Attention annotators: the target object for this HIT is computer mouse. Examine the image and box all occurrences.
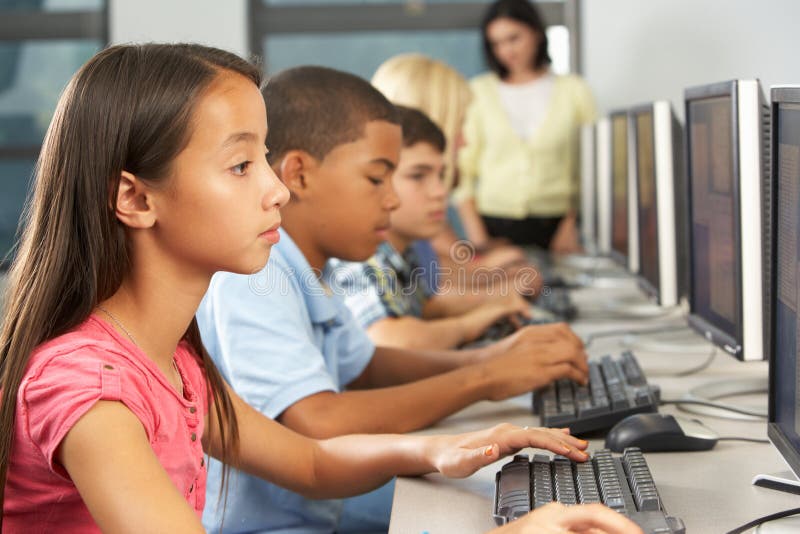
[604,413,718,453]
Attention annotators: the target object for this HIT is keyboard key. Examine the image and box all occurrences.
[609,390,631,410]
[623,448,662,511]
[601,356,623,385]
[635,388,654,407]
[622,351,648,386]
[574,462,601,504]
[553,457,578,505]
[531,455,554,508]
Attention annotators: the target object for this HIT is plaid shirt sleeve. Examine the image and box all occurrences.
[328,259,392,329]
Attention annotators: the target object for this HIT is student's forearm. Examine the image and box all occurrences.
[353,344,485,388]
[280,366,492,438]
[367,314,503,352]
[217,386,449,498]
[366,316,470,350]
[309,434,434,498]
[424,291,490,318]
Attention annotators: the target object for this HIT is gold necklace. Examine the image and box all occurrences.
[96,305,183,396]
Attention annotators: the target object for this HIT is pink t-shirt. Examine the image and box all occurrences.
[3,315,209,533]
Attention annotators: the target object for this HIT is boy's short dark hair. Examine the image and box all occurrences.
[395,105,446,153]
[263,66,400,163]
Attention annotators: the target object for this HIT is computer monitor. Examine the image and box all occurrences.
[579,123,597,252]
[631,101,688,307]
[764,86,800,487]
[608,110,639,273]
[596,118,612,256]
[684,79,770,361]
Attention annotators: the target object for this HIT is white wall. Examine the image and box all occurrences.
[582,0,800,119]
[109,0,248,57]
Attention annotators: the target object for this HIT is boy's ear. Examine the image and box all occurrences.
[113,170,157,229]
[277,149,318,201]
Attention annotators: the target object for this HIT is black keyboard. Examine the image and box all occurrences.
[493,448,685,534]
[536,287,578,321]
[533,351,659,434]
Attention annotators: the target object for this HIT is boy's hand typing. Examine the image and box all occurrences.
[424,423,589,478]
[478,323,589,400]
[458,295,531,343]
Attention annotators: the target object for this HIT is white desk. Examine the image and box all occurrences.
[389,284,797,533]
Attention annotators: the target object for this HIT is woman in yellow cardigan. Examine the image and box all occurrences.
[455,0,596,253]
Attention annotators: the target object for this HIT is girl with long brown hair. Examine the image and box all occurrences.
[0,43,635,533]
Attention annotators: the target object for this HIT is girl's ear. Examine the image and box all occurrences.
[278,150,316,201]
[114,170,157,229]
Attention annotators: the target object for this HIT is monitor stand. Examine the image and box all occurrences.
[752,471,800,495]
[757,517,800,533]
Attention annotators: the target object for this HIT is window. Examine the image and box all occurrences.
[0,0,107,268]
[249,0,580,79]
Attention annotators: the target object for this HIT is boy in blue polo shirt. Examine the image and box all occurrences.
[198,66,588,534]
[330,106,541,350]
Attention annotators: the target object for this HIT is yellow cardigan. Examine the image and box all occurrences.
[455,72,596,218]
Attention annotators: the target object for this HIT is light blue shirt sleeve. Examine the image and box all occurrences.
[198,264,338,419]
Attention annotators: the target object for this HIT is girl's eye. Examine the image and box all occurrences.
[368,177,383,186]
[232,161,251,176]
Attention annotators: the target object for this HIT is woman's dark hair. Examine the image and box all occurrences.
[0,43,260,527]
[481,0,552,78]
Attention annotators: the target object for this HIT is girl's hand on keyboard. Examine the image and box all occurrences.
[426,424,589,478]
[490,502,644,534]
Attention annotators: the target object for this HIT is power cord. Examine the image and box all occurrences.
[726,506,800,534]
[670,347,717,377]
[659,399,768,419]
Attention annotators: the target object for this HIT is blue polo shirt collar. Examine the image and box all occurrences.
[276,228,339,326]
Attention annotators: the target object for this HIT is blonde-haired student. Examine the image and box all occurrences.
[372,53,546,300]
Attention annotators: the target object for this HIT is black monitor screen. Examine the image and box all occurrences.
[611,113,628,260]
[773,102,800,456]
[635,110,659,292]
[688,96,739,339]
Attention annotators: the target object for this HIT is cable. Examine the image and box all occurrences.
[717,437,770,444]
[660,399,768,419]
[726,506,800,534]
[583,323,688,348]
[670,348,717,377]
